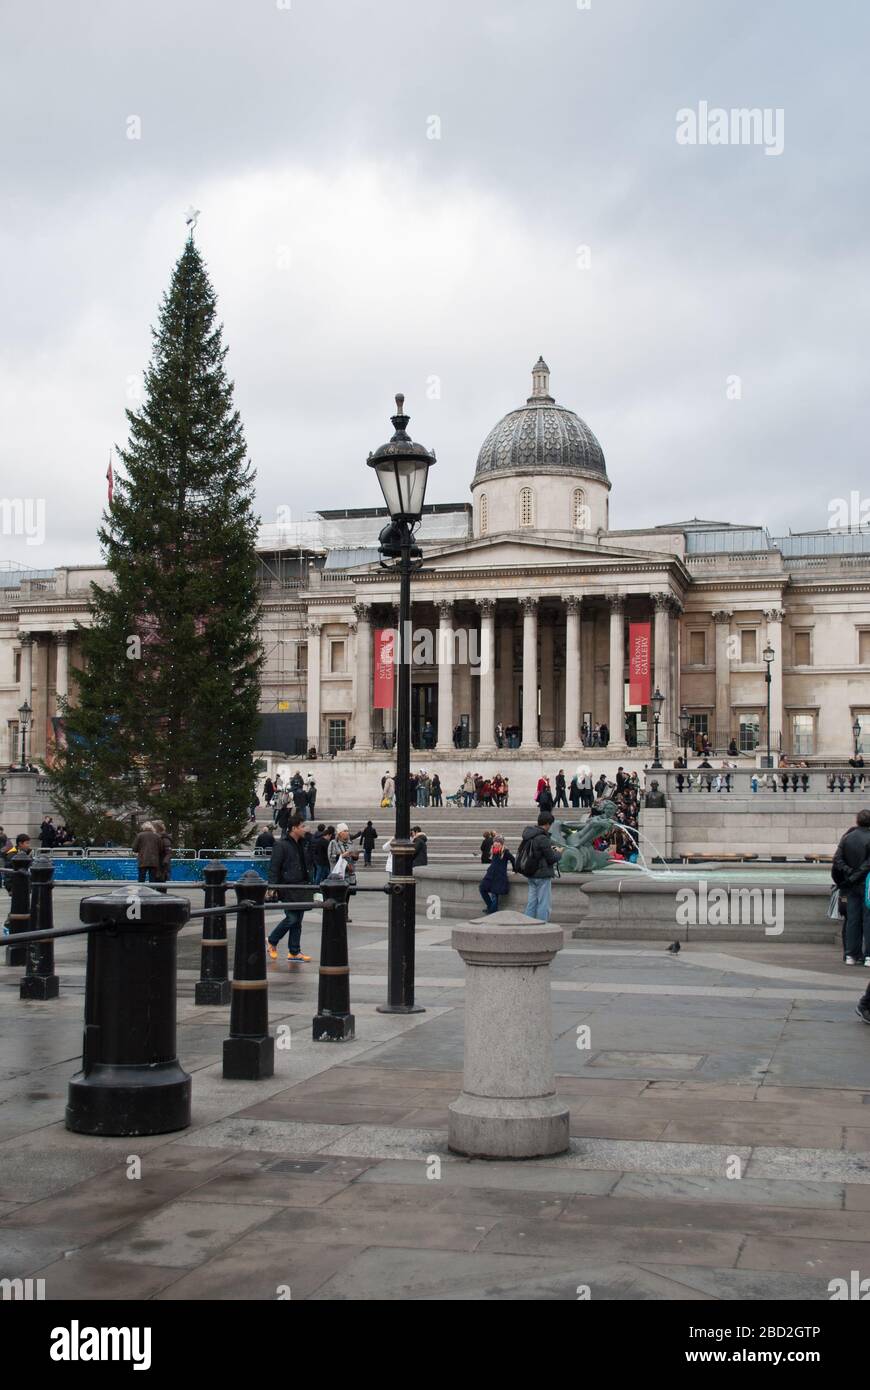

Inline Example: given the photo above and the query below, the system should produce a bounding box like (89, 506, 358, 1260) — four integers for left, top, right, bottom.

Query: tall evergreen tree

(49, 235, 263, 848)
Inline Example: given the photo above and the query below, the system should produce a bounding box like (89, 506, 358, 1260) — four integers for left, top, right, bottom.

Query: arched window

(479, 492, 488, 535)
(572, 488, 587, 530)
(519, 486, 534, 528)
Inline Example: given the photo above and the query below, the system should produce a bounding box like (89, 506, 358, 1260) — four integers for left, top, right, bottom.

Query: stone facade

(1, 360, 869, 768)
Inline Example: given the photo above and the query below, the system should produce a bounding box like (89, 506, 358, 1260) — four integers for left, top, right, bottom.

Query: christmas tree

(49, 234, 263, 849)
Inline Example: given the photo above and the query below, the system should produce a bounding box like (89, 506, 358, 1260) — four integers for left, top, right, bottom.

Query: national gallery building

(1, 359, 869, 769)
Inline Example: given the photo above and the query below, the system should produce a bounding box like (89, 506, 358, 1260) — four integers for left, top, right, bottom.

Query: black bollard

(313, 880, 355, 1041)
(223, 870, 274, 1080)
(195, 861, 231, 1006)
(3, 852, 31, 967)
(20, 857, 60, 1000)
(66, 885, 191, 1135)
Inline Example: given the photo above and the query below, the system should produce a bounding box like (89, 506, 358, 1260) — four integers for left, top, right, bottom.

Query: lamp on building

(679, 705, 690, 764)
(17, 700, 32, 769)
(762, 643, 775, 768)
(853, 717, 862, 759)
(650, 687, 664, 769)
(368, 394, 436, 1015)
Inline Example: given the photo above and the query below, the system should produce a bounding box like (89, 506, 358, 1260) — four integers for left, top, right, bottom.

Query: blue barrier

(51, 858, 265, 883)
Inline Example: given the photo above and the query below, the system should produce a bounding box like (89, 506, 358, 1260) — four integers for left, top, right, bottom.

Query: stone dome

(474, 358, 607, 483)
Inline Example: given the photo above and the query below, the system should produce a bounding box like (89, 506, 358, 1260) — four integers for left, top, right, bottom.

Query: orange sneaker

(267, 944, 277, 961)
(287, 952, 311, 963)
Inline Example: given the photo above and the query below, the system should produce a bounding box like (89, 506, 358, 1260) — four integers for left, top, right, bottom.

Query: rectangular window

(740, 629, 757, 663)
(8, 721, 19, 763)
(327, 718, 346, 754)
(793, 631, 812, 666)
(686, 713, 708, 746)
(739, 714, 760, 751)
(14, 652, 21, 683)
(859, 631, 870, 666)
(792, 714, 814, 756)
(296, 644, 308, 676)
(329, 640, 346, 674)
(689, 631, 706, 665)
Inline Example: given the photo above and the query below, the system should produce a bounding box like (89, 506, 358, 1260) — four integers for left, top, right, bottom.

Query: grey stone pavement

(1, 875, 869, 1301)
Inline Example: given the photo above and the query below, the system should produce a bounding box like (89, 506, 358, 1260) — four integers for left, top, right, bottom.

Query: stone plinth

(448, 910, 569, 1159)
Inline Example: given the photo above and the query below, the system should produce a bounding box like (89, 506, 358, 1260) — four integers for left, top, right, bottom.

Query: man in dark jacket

(833, 810, 870, 967)
(255, 825, 275, 852)
(521, 812, 561, 922)
(554, 771, 568, 808)
(353, 821, 378, 867)
(411, 827, 428, 869)
(38, 817, 57, 848)
(267, 814, 311, 962)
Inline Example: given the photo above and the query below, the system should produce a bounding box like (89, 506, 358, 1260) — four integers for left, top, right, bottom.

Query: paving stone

(747, 1145, 870, 1184)
(611, 1172, 845, 1210)
(249, 1202, 498, 1252)
(33, 1257, 183, 1301)
(152, 1235, 368, 1300)
(737, 1235, 870, 1278)
(321, 1179, 568, 1221)
(83, 1199, 275, 1268)
(355, 1158, 621, 1196)
(184, 1169, 356, 1207)
(477, 1216, 743, 1266)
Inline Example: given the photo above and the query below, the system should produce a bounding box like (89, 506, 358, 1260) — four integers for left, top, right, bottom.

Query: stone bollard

(20, 857, 60, 1000)
(67, 885, 191, 1136)
(223, 870, 274, 1080)
(448, 910, 569, 1159)
(195, 861, 231, 1006)
(313, 880, 355, 1041)
(3, 852, 32, 967)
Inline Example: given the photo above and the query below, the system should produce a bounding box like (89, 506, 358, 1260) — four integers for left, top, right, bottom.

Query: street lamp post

(368, 394, 435, 1015)
(853, 717, 862, 761)
(763, 643, 775, 768)
(650, 687, 664, 768)
(679, 705, 690, 765)
(18, 700, 32, 769)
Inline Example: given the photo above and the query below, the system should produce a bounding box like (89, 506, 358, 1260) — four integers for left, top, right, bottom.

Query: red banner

(373, 628, 395, 711)
(628, 621, 651, 707)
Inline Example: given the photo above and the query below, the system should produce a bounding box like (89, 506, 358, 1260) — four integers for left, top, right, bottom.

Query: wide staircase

(253, 803, 540, 865)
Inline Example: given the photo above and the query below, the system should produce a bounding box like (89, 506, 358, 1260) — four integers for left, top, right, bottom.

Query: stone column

(306, 620, 322, 749)
(581, 609, 595, 730)
(18, 631, 33, 706)
(607, 594, 626, 747)
(653, 592, 672, 747)
(436, 600, 454, 751)
(498, 612, 515, 728)
(520, 596, 539, 750)
(563, 596, 581, 748)
(54, 631, 70, 705)
(448, 912, 569, 1159)
(540, 611, 555, 743)
(764, 608, 785, 751)
(476, 598, 496, 751)
(712, 610, 732, 748)
(670, 598, 683, 746)
(352, 604, 371, 749)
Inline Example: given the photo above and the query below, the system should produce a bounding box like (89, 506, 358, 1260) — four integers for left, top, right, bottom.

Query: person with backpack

(516, 812, 562, 922)
(479, 835, 516, 914)
(833, 809, 870, 966)
(536, 779, 554, 815)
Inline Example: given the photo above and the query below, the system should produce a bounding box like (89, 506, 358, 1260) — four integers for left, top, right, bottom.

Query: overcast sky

(2, 0, 868, 567)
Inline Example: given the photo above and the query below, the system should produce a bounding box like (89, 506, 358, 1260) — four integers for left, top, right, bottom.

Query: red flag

(106, 453, 114, 506)
(373, 628, 395, 711)
(628, 622, 651, 707)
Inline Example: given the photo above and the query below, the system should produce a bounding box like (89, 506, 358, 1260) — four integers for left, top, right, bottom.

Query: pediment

(420, 533, 679, 572)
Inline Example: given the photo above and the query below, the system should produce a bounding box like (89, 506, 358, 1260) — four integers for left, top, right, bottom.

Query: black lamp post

(650, 687, 664, 768)
(853, 717, 862, 760)
(679, 705, 690, 765)
(18, 700, 32, 769)
(763, 642, 775, 768)
(368, 394, 435, 1015)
